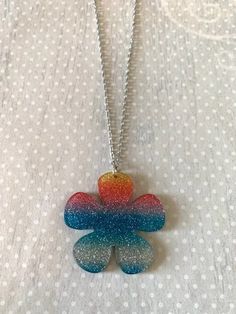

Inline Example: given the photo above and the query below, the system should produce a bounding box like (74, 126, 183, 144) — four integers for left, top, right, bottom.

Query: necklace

(64, 0, 166, 275)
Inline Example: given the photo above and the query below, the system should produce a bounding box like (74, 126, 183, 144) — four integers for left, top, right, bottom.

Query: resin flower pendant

(64, 172, 165, 274)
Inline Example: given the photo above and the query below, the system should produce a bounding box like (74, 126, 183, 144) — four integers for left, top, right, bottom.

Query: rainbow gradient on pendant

(64, 172, 165, 274)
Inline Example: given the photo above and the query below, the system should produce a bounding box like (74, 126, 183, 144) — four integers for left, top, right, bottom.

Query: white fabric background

(0, 0, 236, 313)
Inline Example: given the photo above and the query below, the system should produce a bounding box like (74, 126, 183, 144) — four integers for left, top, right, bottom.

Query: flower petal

(115, 232, 153, 274)
(73, 231, 112, 273)
(64, 192, 102, 229)
(98, 172, 133, 206)
(130, 194, 165, 232)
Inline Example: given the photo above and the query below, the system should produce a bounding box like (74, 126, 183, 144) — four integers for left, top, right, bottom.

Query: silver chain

(93, 0, 138, 172)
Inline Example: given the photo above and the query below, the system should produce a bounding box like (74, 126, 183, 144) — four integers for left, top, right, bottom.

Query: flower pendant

(64, 172, 165, 274)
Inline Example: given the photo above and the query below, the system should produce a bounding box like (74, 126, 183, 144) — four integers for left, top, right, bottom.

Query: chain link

(93, 0, 138, 172)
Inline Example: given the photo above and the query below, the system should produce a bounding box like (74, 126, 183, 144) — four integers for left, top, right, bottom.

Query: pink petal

(130, 194, 165, 231)
(132, 194, 164, 214)
(66, 192, 100, 210)
(64, 192, 102, 229)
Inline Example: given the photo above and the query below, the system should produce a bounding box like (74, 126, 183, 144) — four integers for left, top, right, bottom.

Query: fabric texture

(0, 0, 235, 313)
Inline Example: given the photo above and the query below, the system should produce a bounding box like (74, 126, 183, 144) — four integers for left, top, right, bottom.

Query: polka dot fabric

(0, 0, 235, 313)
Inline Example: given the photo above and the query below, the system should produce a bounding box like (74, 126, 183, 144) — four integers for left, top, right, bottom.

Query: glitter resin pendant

(64, 172, 165, 274)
